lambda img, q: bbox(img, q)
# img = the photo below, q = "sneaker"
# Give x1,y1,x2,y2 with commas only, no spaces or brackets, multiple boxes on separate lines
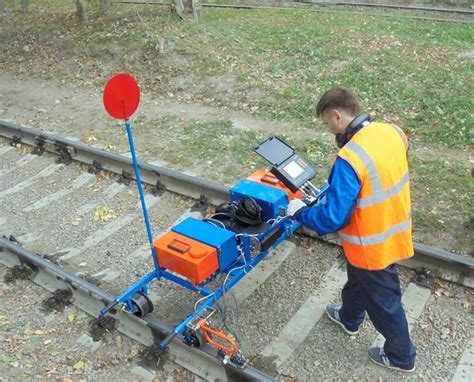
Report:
325,304,359,335
368,347,415,373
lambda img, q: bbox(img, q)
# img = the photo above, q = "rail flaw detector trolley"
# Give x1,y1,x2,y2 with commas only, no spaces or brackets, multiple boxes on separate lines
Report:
100,74,328,367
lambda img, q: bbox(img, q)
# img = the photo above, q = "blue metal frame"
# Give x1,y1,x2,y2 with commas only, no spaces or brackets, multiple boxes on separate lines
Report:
151,215,306,351
99,117,328,355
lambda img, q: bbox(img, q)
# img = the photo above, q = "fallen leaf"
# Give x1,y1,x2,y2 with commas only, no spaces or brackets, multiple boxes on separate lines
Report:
2,354,19,367
67,310,78,322
94,206,118,222
46,367,58,374
73,360,85,370
83,133,97,143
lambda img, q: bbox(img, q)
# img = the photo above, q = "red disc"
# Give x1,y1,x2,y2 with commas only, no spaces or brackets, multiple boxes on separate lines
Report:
103,73,140,120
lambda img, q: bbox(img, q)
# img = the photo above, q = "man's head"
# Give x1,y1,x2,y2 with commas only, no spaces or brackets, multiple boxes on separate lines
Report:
316,87,361,135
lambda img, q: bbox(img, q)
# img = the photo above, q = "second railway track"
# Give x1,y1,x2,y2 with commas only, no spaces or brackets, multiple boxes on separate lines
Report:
0,121,473,381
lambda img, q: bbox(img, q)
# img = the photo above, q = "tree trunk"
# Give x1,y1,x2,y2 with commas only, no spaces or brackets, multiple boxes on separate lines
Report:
191,0,200,21
175,0,200,21
175,0,185,19
0,0,5,16
75,0,88,24
100,0,111,16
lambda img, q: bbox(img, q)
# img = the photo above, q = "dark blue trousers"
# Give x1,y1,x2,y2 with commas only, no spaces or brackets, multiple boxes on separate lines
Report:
338,262,416,369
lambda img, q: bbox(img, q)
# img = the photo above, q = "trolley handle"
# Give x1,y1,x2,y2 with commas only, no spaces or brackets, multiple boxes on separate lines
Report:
167,239,191,254
261,174,280,185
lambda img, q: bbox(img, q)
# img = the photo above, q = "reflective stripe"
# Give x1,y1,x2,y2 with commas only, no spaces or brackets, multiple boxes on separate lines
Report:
345,142,383,196
390,124,404,139
339,215,411,246
357,172,410,208
390,124,408,150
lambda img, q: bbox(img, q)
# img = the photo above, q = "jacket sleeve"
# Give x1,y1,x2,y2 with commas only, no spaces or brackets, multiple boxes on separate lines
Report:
296,157,361,235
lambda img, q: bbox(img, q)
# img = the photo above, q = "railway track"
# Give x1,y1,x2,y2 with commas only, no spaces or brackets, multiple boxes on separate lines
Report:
115,0,474,23
201,2,474,23
1,121,473,381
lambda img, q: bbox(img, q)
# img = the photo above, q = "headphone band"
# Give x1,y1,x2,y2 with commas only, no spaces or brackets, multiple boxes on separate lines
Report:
347,113,371,130
335,112,372,148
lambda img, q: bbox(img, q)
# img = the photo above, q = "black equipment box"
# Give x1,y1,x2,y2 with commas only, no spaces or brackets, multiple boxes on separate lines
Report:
253,136,316,193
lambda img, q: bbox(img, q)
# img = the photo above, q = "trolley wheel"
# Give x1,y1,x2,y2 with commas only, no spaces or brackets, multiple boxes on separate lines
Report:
131,292,154,317
184,329,204,348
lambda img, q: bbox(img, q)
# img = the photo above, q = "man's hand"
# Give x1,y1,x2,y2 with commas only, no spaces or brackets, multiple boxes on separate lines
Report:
286,198,307,218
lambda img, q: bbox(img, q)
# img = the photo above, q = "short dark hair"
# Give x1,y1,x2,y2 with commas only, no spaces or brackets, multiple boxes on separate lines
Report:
316,87,361,117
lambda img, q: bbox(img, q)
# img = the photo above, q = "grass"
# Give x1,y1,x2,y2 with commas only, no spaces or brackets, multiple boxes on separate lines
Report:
0,1,472,253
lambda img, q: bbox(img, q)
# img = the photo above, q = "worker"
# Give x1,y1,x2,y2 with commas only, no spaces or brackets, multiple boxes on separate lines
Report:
287,86,416,373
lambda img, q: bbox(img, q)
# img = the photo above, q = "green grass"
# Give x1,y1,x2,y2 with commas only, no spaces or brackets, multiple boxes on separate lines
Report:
2,4,472,146
172,9,473,145
409,156,473,251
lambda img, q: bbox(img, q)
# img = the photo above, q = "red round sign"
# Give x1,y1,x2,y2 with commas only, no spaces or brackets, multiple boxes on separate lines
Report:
103,73,140,120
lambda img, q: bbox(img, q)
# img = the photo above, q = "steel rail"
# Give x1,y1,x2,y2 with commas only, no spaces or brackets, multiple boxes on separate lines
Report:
116,0,474,14
0,120,229,205
0,236,275,382
114,1,474,23
299,1,474,15
1,120,472,288
199,3,474,23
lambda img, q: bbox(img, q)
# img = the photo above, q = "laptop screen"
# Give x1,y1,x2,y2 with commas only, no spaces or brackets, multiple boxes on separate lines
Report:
253,136,295,166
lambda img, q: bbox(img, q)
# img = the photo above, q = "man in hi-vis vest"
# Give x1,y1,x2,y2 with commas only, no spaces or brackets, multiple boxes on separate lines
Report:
287,87,416,373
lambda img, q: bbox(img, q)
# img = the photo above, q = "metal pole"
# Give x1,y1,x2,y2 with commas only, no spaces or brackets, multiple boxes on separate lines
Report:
124,119,159,270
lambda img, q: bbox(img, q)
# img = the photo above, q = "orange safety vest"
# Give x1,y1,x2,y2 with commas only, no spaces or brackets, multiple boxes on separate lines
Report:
337,122,414,270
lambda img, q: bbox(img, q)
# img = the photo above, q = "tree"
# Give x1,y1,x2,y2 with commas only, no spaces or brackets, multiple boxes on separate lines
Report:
75,0,88,24
99,0,111,16
74,0,112,24
0,0,29,13
175,0,200,21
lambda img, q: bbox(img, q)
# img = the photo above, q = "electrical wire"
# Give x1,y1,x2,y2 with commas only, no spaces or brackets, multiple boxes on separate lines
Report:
202,218,226,229
193,291,216,311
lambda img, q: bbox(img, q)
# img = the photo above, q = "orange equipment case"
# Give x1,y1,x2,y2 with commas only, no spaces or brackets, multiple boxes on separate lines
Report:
153,231,219,285
247,170,303,200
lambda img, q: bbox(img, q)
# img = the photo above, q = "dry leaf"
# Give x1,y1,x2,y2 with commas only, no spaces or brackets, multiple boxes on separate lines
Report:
67,310,78,322
2,354,19,368
94,206,118,222
73,360,85,370
83,134,97,143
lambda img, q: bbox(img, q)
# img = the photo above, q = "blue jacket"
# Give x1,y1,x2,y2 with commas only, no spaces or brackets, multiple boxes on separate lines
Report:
297,157,361,235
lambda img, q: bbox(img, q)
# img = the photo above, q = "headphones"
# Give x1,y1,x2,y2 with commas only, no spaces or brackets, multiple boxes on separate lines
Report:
335,112,372,148
235,197,262,226
215,197,262,226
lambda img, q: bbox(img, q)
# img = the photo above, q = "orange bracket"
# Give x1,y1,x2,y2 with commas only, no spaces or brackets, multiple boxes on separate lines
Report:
199,319,238,357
